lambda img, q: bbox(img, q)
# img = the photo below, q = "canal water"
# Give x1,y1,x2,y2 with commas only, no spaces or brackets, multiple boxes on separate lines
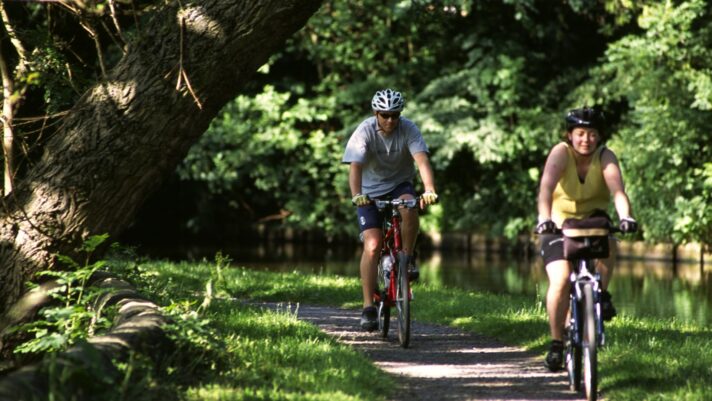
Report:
170,242,712,326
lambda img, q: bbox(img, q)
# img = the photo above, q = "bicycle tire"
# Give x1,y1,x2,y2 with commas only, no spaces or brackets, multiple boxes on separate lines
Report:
376,259,390,338
396,251,411,348
582,283,598,401
566,298,582,392
378,296,390,338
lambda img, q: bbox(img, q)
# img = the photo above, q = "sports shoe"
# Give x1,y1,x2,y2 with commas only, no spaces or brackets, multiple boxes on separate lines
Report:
407,254,420,282
601,290,617,321
544,340,564,372
408,265,420,281
360,306,378,332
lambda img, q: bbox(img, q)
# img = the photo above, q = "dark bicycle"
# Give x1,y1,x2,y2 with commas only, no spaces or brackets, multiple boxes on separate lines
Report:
372,197,420,348
559,216,621,401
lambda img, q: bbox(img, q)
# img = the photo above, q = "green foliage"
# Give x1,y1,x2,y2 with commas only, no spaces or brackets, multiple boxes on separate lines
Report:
8,235,113,355
6,0,711,247
0,0,679,247
180,85,354,236
587,0,712,244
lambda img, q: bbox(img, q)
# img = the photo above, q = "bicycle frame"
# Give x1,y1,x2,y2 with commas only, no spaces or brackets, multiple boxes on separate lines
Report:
377,199,412,307
372,197,419,347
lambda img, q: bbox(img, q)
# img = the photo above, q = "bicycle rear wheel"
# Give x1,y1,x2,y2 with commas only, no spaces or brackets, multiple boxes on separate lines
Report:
582,283,598,401
566,297,582,392
396,251,411,348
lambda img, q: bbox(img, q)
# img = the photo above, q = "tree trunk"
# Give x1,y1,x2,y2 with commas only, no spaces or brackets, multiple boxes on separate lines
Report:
0,0,323,314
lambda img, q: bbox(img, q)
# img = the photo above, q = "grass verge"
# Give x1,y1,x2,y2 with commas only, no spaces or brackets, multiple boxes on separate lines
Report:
218,266,712,401
132,259,393,401
11,252,708,401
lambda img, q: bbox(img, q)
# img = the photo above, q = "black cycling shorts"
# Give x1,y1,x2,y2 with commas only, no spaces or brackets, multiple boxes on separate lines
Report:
539,234,565,265
356,182,416,232
539,210,613,265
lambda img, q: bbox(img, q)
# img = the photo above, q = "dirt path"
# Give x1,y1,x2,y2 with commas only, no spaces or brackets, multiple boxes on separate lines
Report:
266,303,583,401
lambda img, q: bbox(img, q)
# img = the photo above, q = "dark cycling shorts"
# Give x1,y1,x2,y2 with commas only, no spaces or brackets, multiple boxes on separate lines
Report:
539,234,565,265
356,182,416,232
539,210,612,265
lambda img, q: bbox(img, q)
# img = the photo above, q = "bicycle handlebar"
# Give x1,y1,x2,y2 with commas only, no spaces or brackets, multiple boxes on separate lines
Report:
537,225,623,236
373,197,420,209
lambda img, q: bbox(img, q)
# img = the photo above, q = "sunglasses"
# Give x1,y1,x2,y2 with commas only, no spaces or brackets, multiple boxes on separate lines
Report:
378,112,400,120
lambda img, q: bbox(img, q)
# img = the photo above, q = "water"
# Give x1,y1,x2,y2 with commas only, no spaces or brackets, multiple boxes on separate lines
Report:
153,242,712,325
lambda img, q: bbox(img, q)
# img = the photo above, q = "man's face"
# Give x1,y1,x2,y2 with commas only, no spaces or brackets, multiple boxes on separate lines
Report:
376,111,400,134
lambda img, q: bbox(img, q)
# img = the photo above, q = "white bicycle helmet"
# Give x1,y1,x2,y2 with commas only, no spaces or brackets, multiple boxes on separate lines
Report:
371,89,405,112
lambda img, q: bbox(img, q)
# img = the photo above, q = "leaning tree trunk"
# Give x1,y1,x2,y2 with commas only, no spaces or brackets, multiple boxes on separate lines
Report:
0,0,323,314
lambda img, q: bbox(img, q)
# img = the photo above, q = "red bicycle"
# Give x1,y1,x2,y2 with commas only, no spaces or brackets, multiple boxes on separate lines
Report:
372,197,420,348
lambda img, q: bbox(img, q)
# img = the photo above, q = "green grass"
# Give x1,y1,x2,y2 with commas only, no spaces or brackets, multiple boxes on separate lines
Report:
107,258,712,400
183,302,389,401
114,260,393,401
213,266,712,401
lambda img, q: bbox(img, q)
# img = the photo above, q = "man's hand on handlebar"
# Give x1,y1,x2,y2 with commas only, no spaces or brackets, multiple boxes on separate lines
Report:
619,217,638,233
351,193,370,206
535,219,557,234
420,191,438,208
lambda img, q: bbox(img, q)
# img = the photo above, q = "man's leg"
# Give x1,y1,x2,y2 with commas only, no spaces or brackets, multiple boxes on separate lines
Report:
399,194,419,255
360,228,382,308
359,228,381,331
398,195,420,280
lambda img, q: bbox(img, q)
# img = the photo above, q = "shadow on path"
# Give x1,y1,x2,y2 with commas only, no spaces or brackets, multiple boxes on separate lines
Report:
263,303,585,401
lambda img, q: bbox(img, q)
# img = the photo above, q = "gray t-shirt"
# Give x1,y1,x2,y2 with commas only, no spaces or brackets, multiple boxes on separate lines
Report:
342,116,429,197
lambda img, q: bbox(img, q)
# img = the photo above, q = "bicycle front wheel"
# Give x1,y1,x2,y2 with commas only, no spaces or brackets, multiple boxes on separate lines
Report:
566,296,582,392
376,259,390,338
396,251,411,348
582,283,598,401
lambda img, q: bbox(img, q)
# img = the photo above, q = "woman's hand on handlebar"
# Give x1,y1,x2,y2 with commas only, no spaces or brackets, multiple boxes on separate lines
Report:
535,219,557,235
619,217,638,233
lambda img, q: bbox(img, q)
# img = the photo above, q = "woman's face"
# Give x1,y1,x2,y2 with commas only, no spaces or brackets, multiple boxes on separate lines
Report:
567,127,600,155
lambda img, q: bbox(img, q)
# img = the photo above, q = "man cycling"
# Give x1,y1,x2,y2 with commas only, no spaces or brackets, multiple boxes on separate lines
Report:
535,106,638,371
342,88,438,331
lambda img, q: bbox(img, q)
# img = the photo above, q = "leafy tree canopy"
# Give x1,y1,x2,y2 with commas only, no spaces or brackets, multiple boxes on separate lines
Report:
159,0,710,246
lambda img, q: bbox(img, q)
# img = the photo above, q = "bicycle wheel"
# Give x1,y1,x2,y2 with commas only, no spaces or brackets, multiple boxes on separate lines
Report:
582,283,598,401
566,297,582,392
396,251,411,348
378,293,390,338
376,259,391,338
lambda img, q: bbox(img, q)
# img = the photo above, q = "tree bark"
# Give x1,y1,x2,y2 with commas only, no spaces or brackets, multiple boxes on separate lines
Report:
0,0,323,314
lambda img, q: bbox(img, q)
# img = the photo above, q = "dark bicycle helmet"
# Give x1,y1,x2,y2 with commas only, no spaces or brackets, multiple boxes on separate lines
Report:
565,106,606,133
371,89,405,112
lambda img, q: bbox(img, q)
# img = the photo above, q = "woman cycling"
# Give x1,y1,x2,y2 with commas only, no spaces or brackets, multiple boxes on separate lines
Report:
535,106,638,371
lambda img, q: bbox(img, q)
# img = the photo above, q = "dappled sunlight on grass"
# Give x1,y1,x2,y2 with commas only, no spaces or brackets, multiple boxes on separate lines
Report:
224,268,360,307
211,306,390,401
187,385,366,401
126,260,391,401
136,259,712,401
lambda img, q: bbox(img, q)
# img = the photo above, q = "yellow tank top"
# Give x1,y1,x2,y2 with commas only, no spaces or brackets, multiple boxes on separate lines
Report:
551,144,610,227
